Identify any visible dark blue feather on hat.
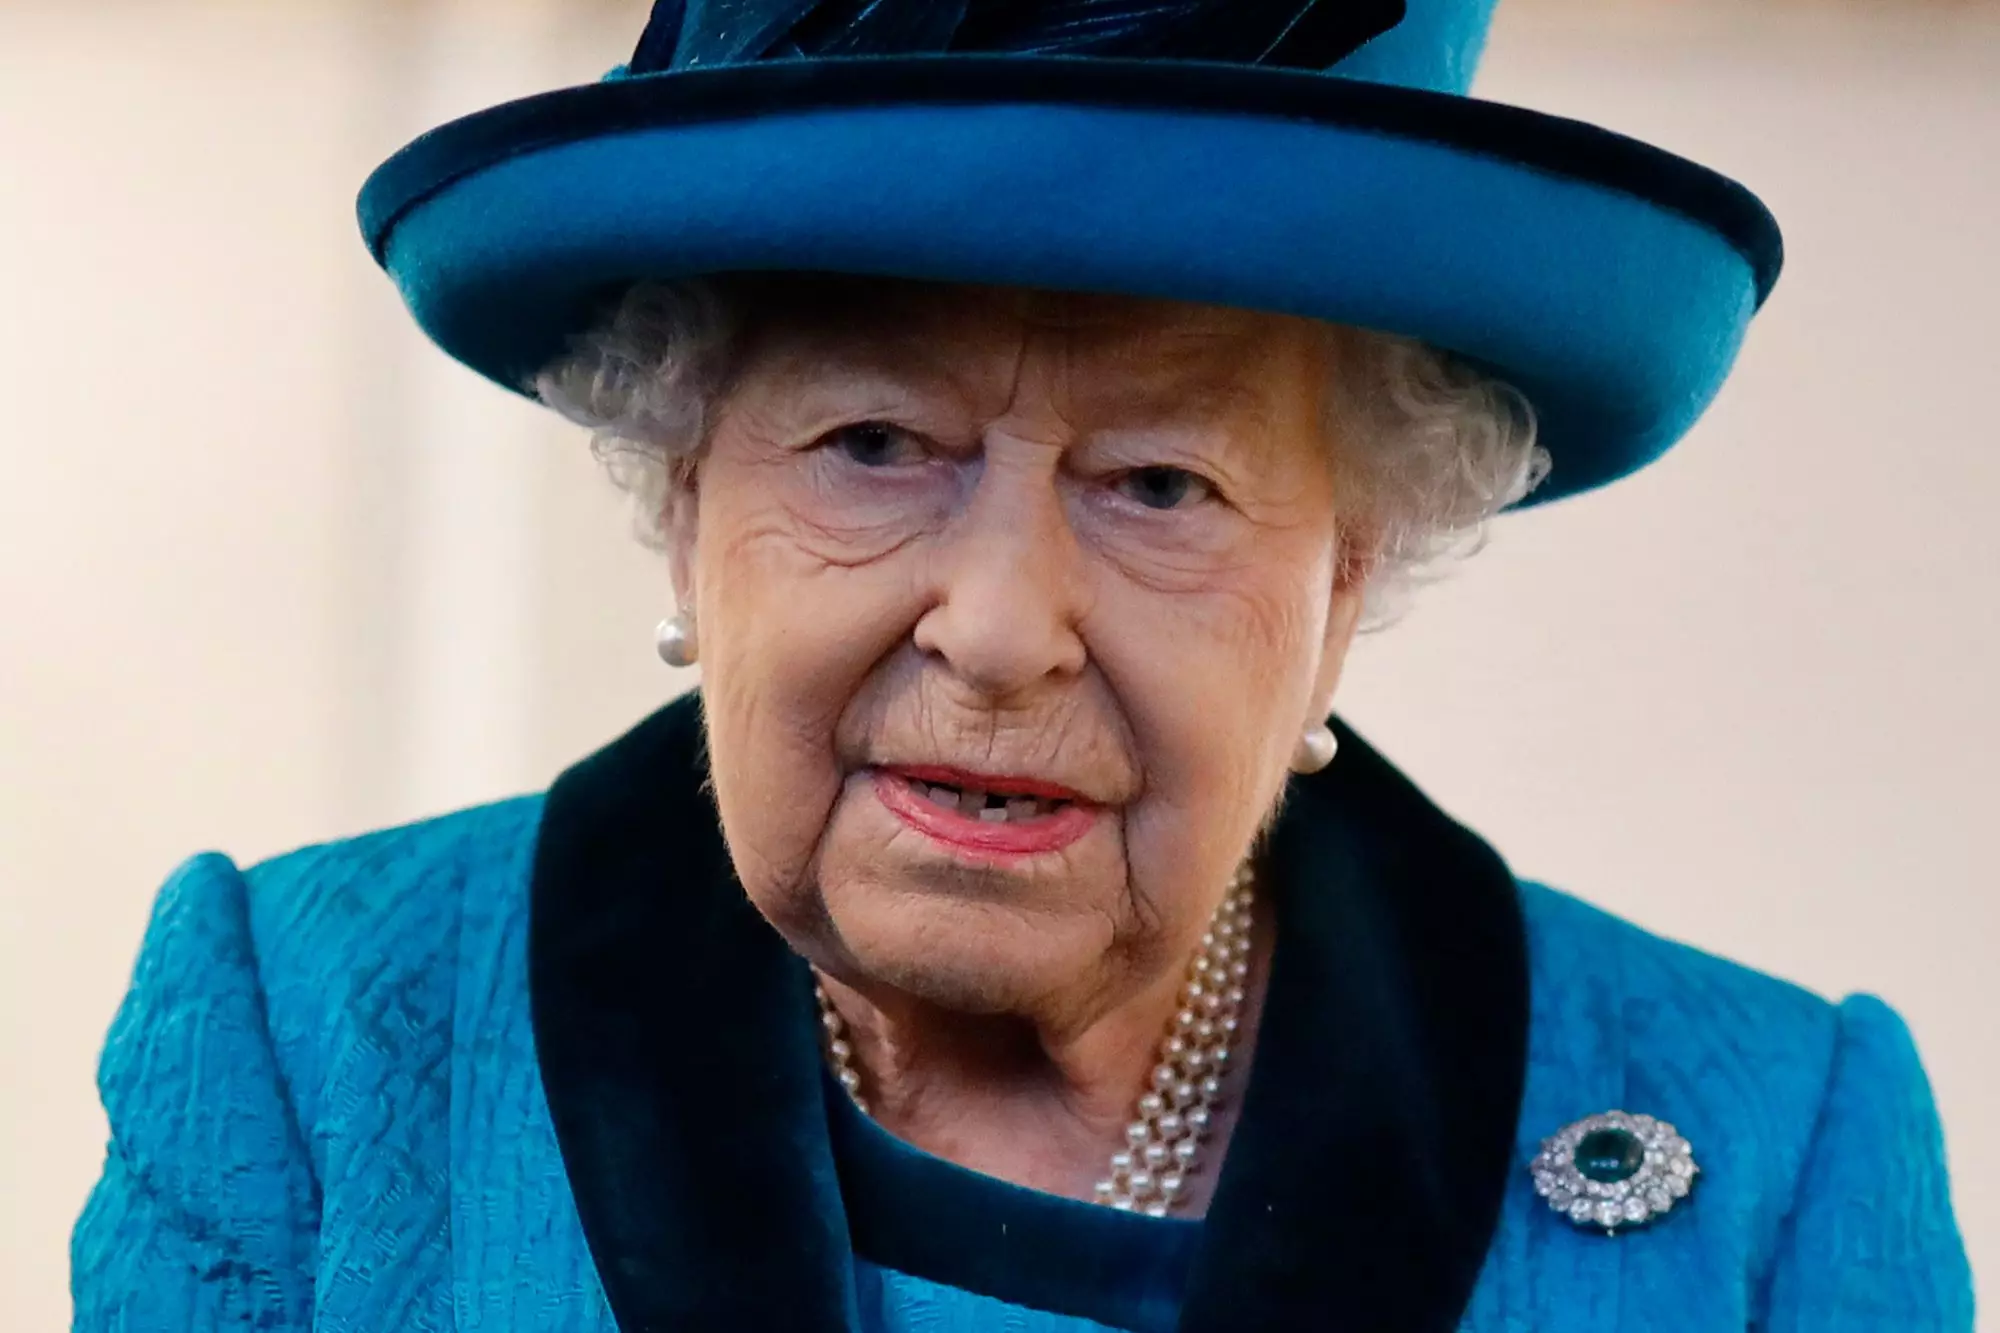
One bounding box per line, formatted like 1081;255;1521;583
632;0;1406;73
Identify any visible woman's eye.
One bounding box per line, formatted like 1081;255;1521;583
823;422;926;468
1115;466;1215;511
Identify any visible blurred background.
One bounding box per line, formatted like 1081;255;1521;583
3;0;1995;1325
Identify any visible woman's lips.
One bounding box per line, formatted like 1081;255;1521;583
870;766;1100;858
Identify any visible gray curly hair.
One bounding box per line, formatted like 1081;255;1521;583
535;276;1549;622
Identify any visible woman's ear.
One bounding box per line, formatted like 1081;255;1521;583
1304;524;1379;720
663;459;701;612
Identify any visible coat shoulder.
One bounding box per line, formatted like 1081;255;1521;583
1515;879;1842;1145
1501;883;1971;1330
237;795;547;1152
1513;881;1837;1256
241;794;547;1005
77;796;554;1330
1516;879;1836;1032
246;793;547;933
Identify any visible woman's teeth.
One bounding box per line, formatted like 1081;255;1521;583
917;782;1066;822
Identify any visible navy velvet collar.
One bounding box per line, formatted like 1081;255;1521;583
530;693;1528;1331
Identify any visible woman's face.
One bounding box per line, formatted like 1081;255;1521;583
682;281;1368;1028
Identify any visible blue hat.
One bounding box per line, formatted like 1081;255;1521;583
359;0;1781;505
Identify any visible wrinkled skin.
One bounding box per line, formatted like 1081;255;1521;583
670;279;1373;1203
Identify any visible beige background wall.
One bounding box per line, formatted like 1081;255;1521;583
3;1;1993;1326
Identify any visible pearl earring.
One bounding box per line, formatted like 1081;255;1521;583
1291;722;1338;774
655;609;699;668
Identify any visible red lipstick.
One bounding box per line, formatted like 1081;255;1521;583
871;767;1099;859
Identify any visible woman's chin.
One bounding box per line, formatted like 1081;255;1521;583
822;886;1119;1017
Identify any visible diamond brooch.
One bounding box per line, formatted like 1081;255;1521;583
1530;1110;1699;1233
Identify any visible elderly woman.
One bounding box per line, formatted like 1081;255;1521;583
73;1;1971;1330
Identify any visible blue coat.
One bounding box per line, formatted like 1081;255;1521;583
73;698;1973;1331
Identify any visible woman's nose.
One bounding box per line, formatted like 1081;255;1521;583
911;451;1089;699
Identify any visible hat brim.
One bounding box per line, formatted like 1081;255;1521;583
360;56;1781;506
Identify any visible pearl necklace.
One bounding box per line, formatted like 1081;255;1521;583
814;862;1255;1218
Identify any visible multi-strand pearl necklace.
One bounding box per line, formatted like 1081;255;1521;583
814;862;1255;1218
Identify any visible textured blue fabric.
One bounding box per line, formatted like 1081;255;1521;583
74;797;1974;1331
858;1262;1132;1333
